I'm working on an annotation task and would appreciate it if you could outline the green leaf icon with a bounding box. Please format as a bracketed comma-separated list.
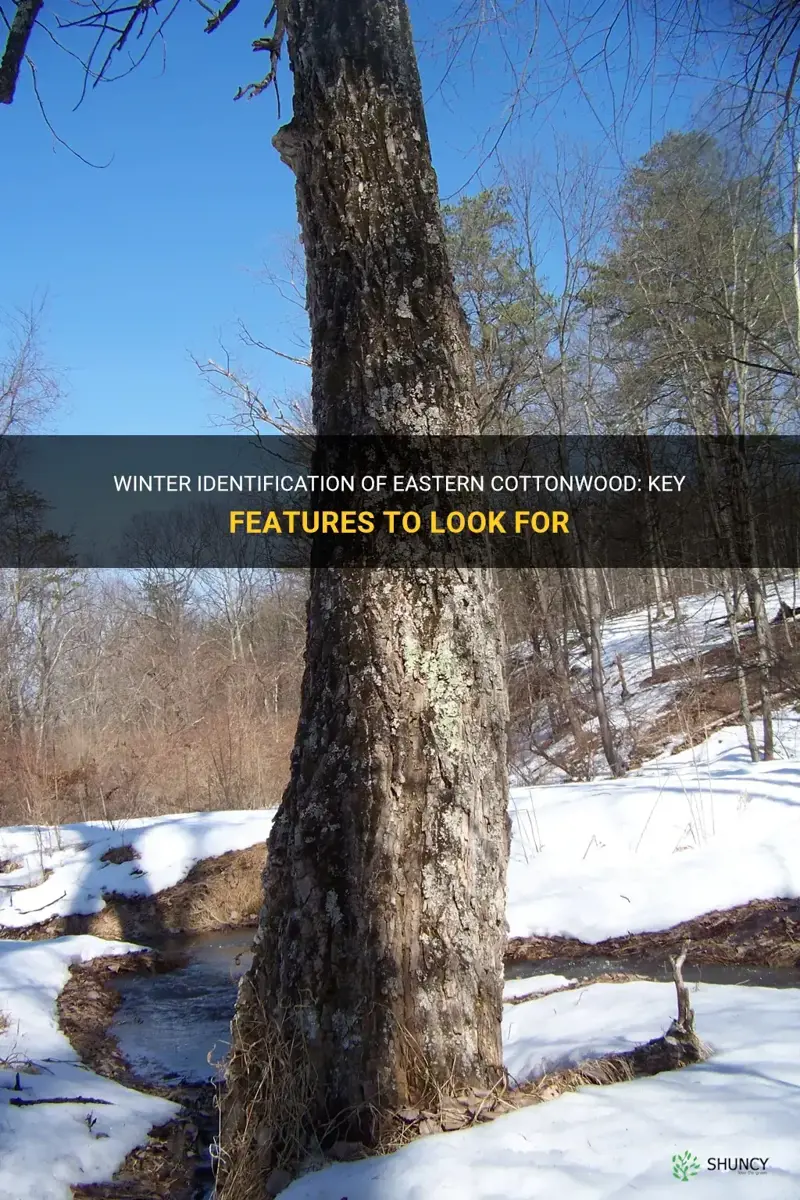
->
[672, 1151, 700, 1181]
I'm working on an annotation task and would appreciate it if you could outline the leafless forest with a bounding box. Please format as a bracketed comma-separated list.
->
[4, 117, 800, 827]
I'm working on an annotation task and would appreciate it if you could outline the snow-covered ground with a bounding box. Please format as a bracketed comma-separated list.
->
[503, 973, 576, 1001]
[0, 936, 177, 1200]
[507, 707, 800, 940]
[5, 936, 799, 1199]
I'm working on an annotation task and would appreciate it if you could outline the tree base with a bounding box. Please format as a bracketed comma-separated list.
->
[215, 947, 710, 1198]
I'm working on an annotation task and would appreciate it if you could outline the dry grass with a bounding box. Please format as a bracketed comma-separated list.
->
[217, 983, 521, 1198]
[99, 844, 138, 866]
[0, 1012, 46, 1077]
[512, 1054, 637, 1105]
[186, 846, 266, 929]
[215, 974, 318, 1200]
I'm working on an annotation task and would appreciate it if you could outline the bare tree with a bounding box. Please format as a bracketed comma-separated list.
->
[0, 302, 62, 434]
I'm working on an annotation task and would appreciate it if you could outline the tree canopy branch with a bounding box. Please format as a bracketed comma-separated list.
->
[0, 0, 44, 104]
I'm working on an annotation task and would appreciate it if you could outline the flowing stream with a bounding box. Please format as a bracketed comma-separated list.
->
[111, 930, 254, 1085]
[110, 930, 800, 1086]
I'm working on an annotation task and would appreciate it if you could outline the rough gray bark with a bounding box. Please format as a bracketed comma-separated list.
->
[0, 0, 43, 105]
[219, 1, 510, 1192]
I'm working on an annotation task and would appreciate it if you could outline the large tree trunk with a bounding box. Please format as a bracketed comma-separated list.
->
[218, 1, 510, 1194]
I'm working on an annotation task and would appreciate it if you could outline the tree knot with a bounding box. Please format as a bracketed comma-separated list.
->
[272, 120, 303, 173]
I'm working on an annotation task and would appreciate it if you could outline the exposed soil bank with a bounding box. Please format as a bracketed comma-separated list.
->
[507, 896, 800, 968]
[57, 951, 217, 1200]
[1, 843, 265, 943]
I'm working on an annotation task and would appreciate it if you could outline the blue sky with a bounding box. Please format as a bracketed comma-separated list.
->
[1, 1, 715, 434]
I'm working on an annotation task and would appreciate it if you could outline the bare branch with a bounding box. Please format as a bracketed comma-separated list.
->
[231, 0, 286, 112]
[237, 325, 310, 370]
[204, 0, 244, 34]
[27, 57, 114, 166]
[195, 348, 313, 435]
[53, 0, 180, 93]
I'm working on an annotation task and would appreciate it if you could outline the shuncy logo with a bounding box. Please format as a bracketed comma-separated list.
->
[671, 1151, 770, 1180]
[672, 1152, 701, 1182]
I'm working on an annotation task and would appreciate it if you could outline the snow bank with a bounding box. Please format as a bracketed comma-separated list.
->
[0, 936, 177, 1200]
[0, 809, 274, 931]
[503, 974, 576, 1001]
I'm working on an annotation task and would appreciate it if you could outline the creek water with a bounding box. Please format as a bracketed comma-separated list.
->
[110, 929, 800, 1086]
[111, 930, 255, 1085]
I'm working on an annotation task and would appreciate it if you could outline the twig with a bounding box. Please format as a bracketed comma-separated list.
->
[9, 1095, 111, 1106]
[232, 1, 286, 111]
[16, 891, 66, 915]
[204, 0, 242, 35]
[669, 944, 693, 1033]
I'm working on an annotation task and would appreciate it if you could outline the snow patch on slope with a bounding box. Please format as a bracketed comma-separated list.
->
[507, 708, 800, 941]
